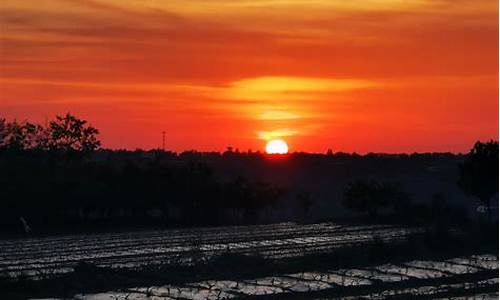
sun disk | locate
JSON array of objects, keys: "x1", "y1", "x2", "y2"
[{"x1": 266, "y1": 139, "x2": 289, "y2": 154}]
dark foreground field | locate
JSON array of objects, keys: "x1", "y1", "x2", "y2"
[{"x1": 0, "y1": 222, "x2": 498, "y2": 299}]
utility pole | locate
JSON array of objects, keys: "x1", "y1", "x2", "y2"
[{"x1": 162, "y1": 131, "x2": 166, "y2": 151}]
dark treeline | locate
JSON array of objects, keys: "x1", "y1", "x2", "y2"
[
  {"x1": 0, "y1": 150, "x2": 284, "y2": 234},
  {"x1": 0, "y1": 114, "x2": 498, "y2": 236},
  {"x1": 0, "y1": 114, "x2": 287, "y2": 234}
]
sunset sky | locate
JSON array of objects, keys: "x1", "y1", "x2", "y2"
[{"x1": 0, "y1": 0, "x2": 498, "y2": 153}]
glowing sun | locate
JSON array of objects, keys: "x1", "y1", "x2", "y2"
[{"x1": 266, "y1": 139, "x2": 289, "y2": 154}]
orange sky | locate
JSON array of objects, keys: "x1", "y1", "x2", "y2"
[{"x1": 0, "y1": 0, "x2": 498, "y2": 153}]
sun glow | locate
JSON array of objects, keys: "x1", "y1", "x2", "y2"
[
  {"x1": 224, "y1": 76, "x2": 377, "y2": 101},
  {"x1": 265, "y1": 139, "x2": 289, "y2": 154}
]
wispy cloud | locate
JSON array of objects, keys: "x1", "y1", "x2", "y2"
[{"x1": 220, "y1": 76, "x2": 377, "y2": 101}]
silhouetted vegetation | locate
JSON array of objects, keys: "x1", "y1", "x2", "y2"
[
  {"x1": 0, "y1": 153, "x2": 286, "y2": 234},
  {"x1": 0, "y1": 114, "x2": 498, "y2": 236},
  {"x1": 0, "y1": 113, "x2": 100, "y2": 153},
  {"x1": 458, "y1": 140, "x2": 499, "y2": 219},
  {"x1": 341, "y1": 180, "x2": 470, "y2": 228},
  {"x1": 0, "y1": 115, "x2": 288, "y2": 235},
  {"x1": 296, "y1": 190, "x2": 314, "y2": 222},
  {"x1": 342, "y1": 180, "x2": 408, "y2": 217}
]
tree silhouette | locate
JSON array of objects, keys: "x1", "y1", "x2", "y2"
[
  {"x1": 0, "y1": 114, "x2": 100, "y2": 152},
  {"x1": 458, "y1": 140, "x2": 499, "y2": 219},
  {"x1": 297, "y1": 191, "x2": 314, "y2": 222},
  {"x1": 47, "y1": 113, "x2": 100, "y2": 152},
  {"x1": 0, "y1": 118, "x2": 6, "y2": 147},
  {"x1": 0, "y1": 120, "x2": 41, "y2": 151},
  {"x1": 343, "y1": 180, "x2": 403, "y2": 217}
]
